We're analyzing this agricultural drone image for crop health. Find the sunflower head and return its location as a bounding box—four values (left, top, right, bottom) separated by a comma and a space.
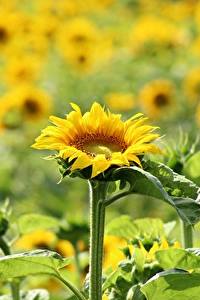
32, 102, 161, 179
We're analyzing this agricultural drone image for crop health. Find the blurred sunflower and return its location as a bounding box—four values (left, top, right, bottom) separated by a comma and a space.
55, 239, 75, 257
139, 79, 175, 119
0, 12, 18, 50
103, 235, 127, 270
32, 102, 161, 178
14, 230, 55, 250
196, 104, 200, 127
129, 16, 184, 55
57, 18, 112, 73
0, 86, 51, 131
105, 92, 135, 112
3, 55, 41, 86
184, 67, 200, 102
134, 238, 181, 263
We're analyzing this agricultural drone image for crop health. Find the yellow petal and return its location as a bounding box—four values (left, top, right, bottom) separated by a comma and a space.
91, 155, 111, 178
71, 153, 92, 171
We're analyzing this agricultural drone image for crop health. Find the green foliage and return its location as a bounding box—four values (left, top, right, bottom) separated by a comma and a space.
155, 248, 200, 270
0, 250, 70, 280
183, 151, 200, 185
141, 270, 200, 300
17, 214, 59, 234
106, 216, 165, 241
109, 162, 200, 225
0, 289, 49, 300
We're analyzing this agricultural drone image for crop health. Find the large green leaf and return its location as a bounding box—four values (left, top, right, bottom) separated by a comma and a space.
110, 164, 200, 225
141, 269, 200, 300
145, 161, 199, 199
106, 216, 165, 241
0, 250, 70, 280
155, 248, 200, 270
18, 214, 59, 234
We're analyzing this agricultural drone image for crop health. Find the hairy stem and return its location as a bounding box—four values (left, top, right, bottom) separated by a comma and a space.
88, 180, 107, 300
181, 221, 193, 248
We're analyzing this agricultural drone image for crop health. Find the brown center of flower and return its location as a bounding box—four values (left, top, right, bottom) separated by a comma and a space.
77, 55, 87, 64
71, 134, 127, 158
154, 93, 169, 107
23, 98, 40, 115
71, 34, 88, 43
0, 27, 9, 43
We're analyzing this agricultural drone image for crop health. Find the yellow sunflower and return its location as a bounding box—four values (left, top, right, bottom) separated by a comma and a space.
0, 86, 51, 131
196, 104, 200, 127
32, 102, 161, 178
139, 79, 175, 119
129, 16, 184, 55
103, 235, 127, 270
184, 67, 200, 102
105, 92, 135, 112
14, 230, 55, 250
3, 55, 41, 86
134, 239, 181, 263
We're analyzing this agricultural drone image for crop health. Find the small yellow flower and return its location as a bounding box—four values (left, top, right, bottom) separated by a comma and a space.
139, 79, 175, 119
184, 67, 200, 102
32, 102, 161, 178
105, 92, 135, 112
0, 86, 52, 131
14, 230, 55, 250
103, 235, 127, 270
129, 16, 184, 54
55, 240, 75, 257
137, 239, 181, 263
3, 55, 41, 86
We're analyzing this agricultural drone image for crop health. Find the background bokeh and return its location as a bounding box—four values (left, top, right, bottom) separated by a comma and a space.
0, 0, 200, 230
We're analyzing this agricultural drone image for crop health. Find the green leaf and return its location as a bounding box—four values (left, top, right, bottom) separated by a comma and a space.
105, 215, 138, 240
141, 269, 200, 300
134, 248, 145, 272
0, 289, 49, 300
0, 250, 70, 280
18, 214, 59, 234
110, 164, 200, 225
145, 161, 199, 199
155, 248, 200, 270
183, 151, 200, 185
127, 285, 146, 300
106, 216, 166, 240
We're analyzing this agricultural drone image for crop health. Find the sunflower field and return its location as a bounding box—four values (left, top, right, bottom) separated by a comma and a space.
0, 0, 200, 299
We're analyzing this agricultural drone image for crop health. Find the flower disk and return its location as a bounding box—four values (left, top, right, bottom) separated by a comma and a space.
32, 102, 161, 178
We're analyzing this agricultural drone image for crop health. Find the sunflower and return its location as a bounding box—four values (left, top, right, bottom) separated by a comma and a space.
0, 12, 18, 50
184, 67, 200, 102
3, 55, 41, 86
32, 102, 160, 178
134, 238, 181, 263
105, 92, 135, 112
14, 230, 56, 250
103, 235, 127, 270
139, 79, 175, 119
196, 104, 200, 127
0, 86, 51, 131
129, 16, 184, 55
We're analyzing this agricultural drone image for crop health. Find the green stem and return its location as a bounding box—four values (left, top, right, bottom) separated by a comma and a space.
74, 243, 82, 288
57, 275, 86, 300
181, 220, 193, 248
0, 237, 20, 300
88, 180, 107, 300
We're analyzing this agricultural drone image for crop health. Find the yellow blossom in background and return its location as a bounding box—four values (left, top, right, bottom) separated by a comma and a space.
57, 18, 112, 73
134, 239, 181, 263
196, 104, 200, 127
139, 79, 175, 119
0, 11, 19, 51
32, 102, 161, 178
3, 55, 42, 86
14, 230, 56, 250
184, 67, 200, 102
103, 235, 127, 270
160, 1, 196, 21
55, 240, 75, 257
129, 16, 185, 55
105, 92, 135, 112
